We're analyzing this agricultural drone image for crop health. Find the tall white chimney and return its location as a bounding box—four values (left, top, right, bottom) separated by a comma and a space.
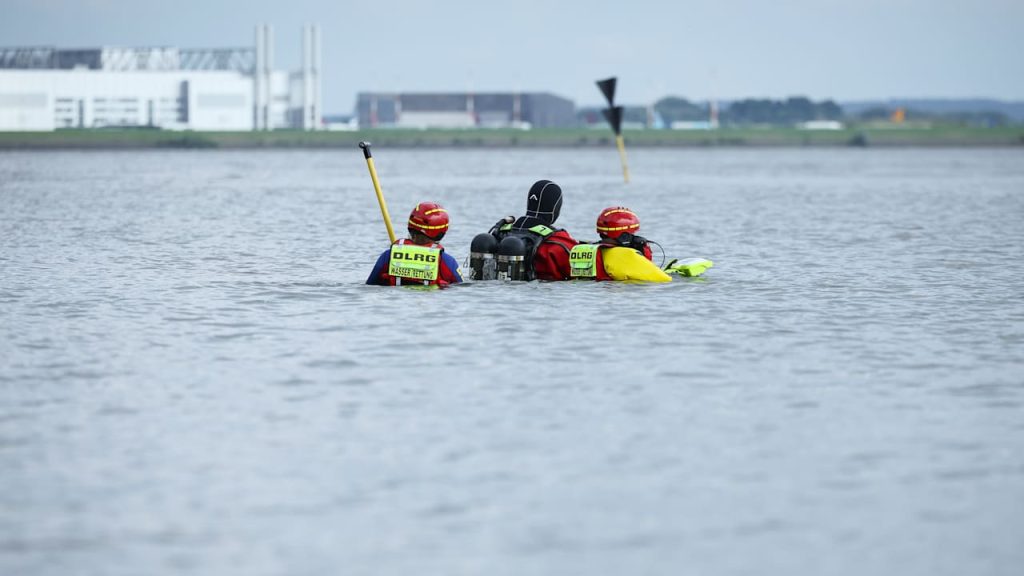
312, 24, 321, 131
254, 25, 264, 130
263, 25, 274, 131
302, 24, 313, 130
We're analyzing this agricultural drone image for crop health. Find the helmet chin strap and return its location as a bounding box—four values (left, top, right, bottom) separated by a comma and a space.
605, 232, 647, 251
410, 230, 440, 244
603, 233, 632, 246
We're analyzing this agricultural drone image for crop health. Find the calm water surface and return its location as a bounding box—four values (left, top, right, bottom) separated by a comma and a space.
2, 148, 1023, 575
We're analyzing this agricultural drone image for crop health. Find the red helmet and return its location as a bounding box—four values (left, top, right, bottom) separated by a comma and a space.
407, 202, 449, 240
596, 206, 640, 239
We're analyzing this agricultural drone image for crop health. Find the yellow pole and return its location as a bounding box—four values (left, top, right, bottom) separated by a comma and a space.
359, 141, 396, 243
615, 134, 630, 183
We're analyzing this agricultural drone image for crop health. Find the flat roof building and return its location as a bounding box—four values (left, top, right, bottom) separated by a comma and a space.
356, 92, 576, 129
0, 25, 321, 132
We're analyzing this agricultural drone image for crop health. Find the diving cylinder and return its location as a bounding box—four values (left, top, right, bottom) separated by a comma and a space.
497, 235, 528, 281
469, 233, 498, 280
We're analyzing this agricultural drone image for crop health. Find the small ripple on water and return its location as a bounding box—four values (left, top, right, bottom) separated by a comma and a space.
0, 536, 102, 553
732, 518, 789, 537
283, 392, 325, 403
655, 370, 721, 379
57, 369, 112, 381
916, 508, 971, 525
983, 400, 1022, 409
207, 332, 260, 341
305, 358, 358, 369
334, 376, 374, 387
932, 467, 995, 482
312, 324, 350, 333
95, 405, 141, 417
275, 376, 316, 387
201, 321, 259, 329
252, 289, 338, 300
944, 382, 1022, 399
16, 339, 56, 350
163, 315, 209, 322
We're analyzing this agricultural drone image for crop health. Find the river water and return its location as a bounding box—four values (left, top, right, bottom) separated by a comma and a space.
1, 147, 1023, 575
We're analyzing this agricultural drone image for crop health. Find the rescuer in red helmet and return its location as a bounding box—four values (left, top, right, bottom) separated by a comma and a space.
596, 207, 654, 260
366, 202, 464, 286
567, 206, 671, 282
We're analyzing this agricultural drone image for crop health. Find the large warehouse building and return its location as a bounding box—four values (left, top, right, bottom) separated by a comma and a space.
356, 92, 576, 129
0, 25, 321, 131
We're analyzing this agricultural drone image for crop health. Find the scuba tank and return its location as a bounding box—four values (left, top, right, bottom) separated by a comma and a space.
480, 216, 552, 282
497, 235, 528, 281
469, 233, 498, 281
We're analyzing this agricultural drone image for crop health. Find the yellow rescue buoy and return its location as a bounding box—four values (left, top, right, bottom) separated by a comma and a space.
601, 246, 672, 282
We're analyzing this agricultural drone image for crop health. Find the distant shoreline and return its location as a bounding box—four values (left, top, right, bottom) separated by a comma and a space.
1, 127, 1022, 150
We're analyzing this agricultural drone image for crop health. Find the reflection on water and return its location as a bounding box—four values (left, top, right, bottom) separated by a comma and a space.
2, 148, 1023, 575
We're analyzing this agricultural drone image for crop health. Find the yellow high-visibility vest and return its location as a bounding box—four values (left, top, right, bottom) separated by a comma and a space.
388, 240, 441, 283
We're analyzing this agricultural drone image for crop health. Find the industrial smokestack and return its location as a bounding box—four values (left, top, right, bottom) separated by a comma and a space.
302, 24, 316, 130
312, 24, 321, 131
263, 24, 274, 131
254, 25, 264, 130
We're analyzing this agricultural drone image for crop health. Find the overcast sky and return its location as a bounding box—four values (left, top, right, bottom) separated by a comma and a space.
3, 0, 1022, 114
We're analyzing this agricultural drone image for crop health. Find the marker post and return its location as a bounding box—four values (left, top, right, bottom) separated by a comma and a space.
596, 77, 630, 183
359, 141, 396, 244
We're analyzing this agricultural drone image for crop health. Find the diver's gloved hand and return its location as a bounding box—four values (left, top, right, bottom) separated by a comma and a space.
663, 258, 714, 277
488, 216, 515, 236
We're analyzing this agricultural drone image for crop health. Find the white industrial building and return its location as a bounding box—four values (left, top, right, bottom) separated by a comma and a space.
0, 25, 321, 132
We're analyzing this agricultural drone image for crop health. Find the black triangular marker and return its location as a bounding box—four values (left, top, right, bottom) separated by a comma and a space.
602, 106, 623, 136
596, 77, 617, 106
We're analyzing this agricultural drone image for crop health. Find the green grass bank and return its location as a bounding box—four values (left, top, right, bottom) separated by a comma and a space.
1, 126, 1022, 149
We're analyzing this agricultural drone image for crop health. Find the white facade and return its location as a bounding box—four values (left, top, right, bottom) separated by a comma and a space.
0, 25, 321, 132
798, 120, 844, 130
396, 111, 477, 129
0, 69, 275, 131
